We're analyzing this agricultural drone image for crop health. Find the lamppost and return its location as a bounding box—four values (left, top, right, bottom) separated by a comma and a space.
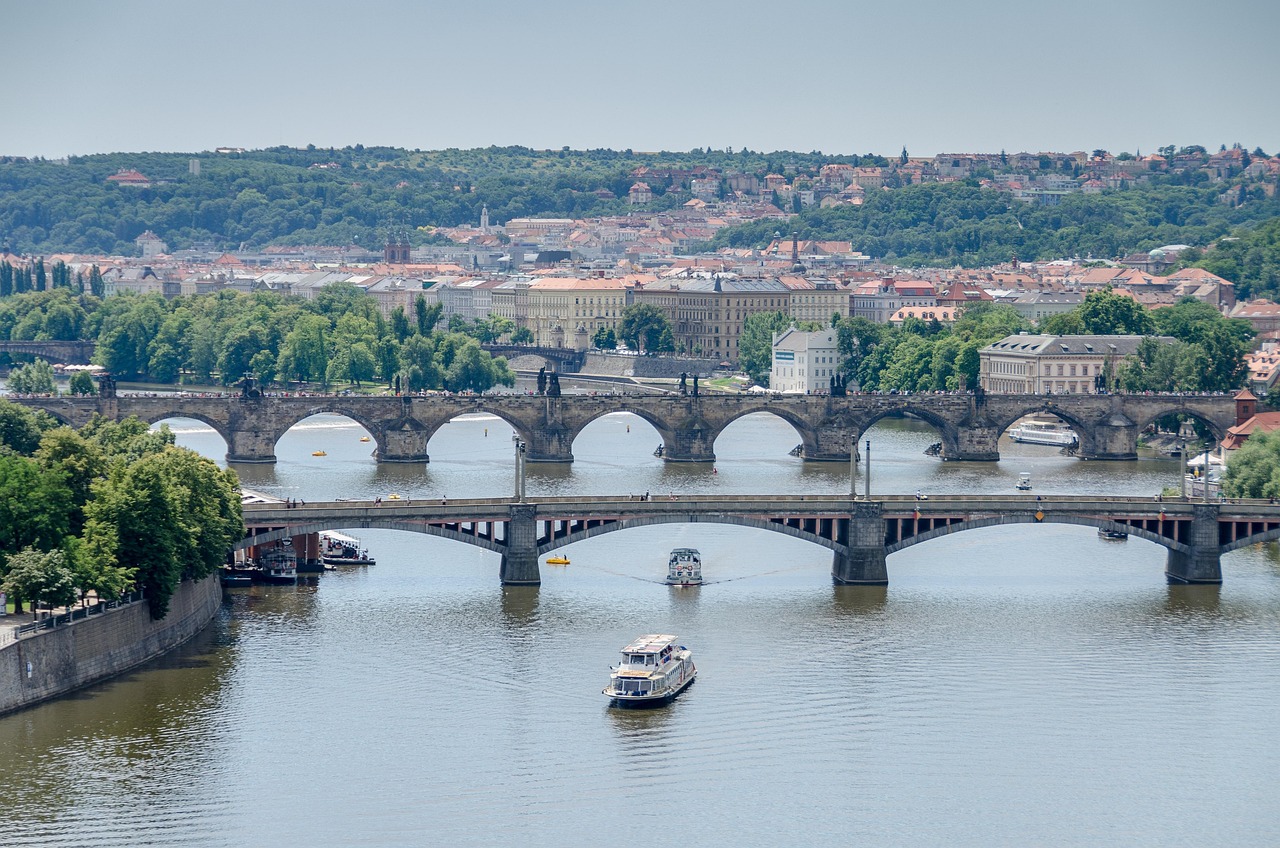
849, 436, 857, 498
864, 439, 871, 501
1201, 446, 1211, 504
1179, 442, 1187, 500
513, 436, 527, 503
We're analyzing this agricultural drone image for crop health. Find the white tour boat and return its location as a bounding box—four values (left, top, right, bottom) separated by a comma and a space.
604, 634, 697, 708
320, 531, 376, 566
1008, 416, 1078, 447
665, 548, 703, 586
1016, 472, 1033, 490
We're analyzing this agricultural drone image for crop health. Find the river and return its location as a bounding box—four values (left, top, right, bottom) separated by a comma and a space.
1, 408, 1277, 847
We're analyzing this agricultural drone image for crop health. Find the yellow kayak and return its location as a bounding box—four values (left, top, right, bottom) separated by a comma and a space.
546, 556, 570, 566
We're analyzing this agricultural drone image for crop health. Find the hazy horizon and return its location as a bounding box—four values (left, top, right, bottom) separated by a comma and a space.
4, 0, 1278, 159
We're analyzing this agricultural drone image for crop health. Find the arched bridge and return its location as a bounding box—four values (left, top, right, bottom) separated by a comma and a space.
0, 340, 96, 364
240, 494, 1280, 587
13, 392, 1239, 465
481, 344, 585, 372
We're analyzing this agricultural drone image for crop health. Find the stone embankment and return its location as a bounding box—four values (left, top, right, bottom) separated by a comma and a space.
0, 576, 222, 717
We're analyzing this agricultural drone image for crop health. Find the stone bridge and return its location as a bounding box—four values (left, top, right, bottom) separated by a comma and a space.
240, 494, 1280, 587
481, 344, 585, 372
0, 340, 96, 364
11, 392, 1239, 465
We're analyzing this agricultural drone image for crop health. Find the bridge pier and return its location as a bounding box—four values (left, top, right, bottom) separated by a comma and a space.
832, 502, 888, 585
1165, 503, 1223, 584
1081, 420, 1138, 461
946, 427, 1000, 462
804, 425, 858, 462
500, 504, 541, 585
378, 423, 431, 463
662, 424, 716, 462
525, 429, 574, 463
226, 428, 278, 464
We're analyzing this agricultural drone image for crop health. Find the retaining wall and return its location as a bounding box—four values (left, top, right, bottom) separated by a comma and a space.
0, 576, 223, 717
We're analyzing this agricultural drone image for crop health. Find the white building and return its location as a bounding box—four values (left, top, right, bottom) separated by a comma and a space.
978, 333, 1173, 394
770, 327, 840, 393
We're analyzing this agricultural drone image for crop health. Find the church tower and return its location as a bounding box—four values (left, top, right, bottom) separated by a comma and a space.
480, 205, 490, 234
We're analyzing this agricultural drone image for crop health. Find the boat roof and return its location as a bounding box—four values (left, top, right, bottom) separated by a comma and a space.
670, 548, 700, 556
321, 531, 361, 544
621, 634, 678, 654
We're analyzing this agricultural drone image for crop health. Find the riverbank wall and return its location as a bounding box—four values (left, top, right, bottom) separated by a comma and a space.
0, 576, 222, 717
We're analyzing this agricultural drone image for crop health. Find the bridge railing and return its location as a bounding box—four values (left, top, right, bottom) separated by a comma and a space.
241, 493, 1280, 515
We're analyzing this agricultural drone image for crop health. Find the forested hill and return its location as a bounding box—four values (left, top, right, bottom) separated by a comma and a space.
709, 181, 1280, 270
0, 146, 884, 255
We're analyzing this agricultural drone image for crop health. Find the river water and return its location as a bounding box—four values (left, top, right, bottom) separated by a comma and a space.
2, 408, 1278, 847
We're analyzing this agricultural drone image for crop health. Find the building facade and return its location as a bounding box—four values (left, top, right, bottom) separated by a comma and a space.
770, 327, 840, 393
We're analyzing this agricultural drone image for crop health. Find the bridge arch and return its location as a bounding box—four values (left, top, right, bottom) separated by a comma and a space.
533, 513, 844, 556
139, 410, 235, 450
855, 405, 964, 458
886, 514, 1189, 556
711, 406, 819, 458
1131, 405, 1228, 444
238, 520, 506, 554
270, 408, 383, 460
1220, 527, 1280, 555
987, 403, 1093, 454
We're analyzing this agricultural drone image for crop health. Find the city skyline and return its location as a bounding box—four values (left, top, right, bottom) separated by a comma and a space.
4, 0, 1279, 159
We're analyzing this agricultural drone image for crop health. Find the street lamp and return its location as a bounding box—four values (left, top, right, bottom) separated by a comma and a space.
513, 435, 527, 503
864, 439, 871, 501
1179, 442, 1187, 500
849, 436, 857, 498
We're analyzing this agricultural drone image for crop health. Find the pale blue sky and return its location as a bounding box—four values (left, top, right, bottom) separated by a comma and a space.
4, 0, 1277, 158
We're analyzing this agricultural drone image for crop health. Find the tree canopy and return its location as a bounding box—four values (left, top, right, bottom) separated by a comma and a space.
0, 401, 242, 619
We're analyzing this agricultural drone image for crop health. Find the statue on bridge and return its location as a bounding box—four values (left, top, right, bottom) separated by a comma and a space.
537, 366, 547, 396
548, 373, 561, 398
240, 373, 262, 400
692, 375, 699, 397
830, 373, 848, 397
679, 372, 688, 396
97, 372, 116, 399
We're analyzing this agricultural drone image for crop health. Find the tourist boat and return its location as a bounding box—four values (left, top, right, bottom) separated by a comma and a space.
1016, 472, 1033, 490
311, 450, 327, 457
254, 547, 298, 584
1008, 416, 1078, 447
546, 554, 570, 565
665, 548, 703, 586
1098, 528, 1128, 540
604, 634, 696, 708
320, 531, 376, 566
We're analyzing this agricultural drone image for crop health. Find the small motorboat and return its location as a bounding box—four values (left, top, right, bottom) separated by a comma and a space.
546, 554, 570, 566
312, 450, 327, 457
604, 634, 697, 708
1098, 528, 1128, 540
359, 436, 371, 442
386, 493, 401, 500
1016, 472, 1032, 491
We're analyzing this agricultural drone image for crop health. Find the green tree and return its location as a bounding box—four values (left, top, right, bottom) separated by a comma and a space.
6, 358, 57, 394
511, 326, 534, 345
591, 326, 617, 349
0, 399, 56, 454
398, 334, 441, 392
3, 548, 77, 618
1223, 429, 1280, 499
276, 313, 330, 386
738, 311, 793, 386
68, 371, 97, 395
1075, 288, 1156, 335
617, 304, 674, 354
